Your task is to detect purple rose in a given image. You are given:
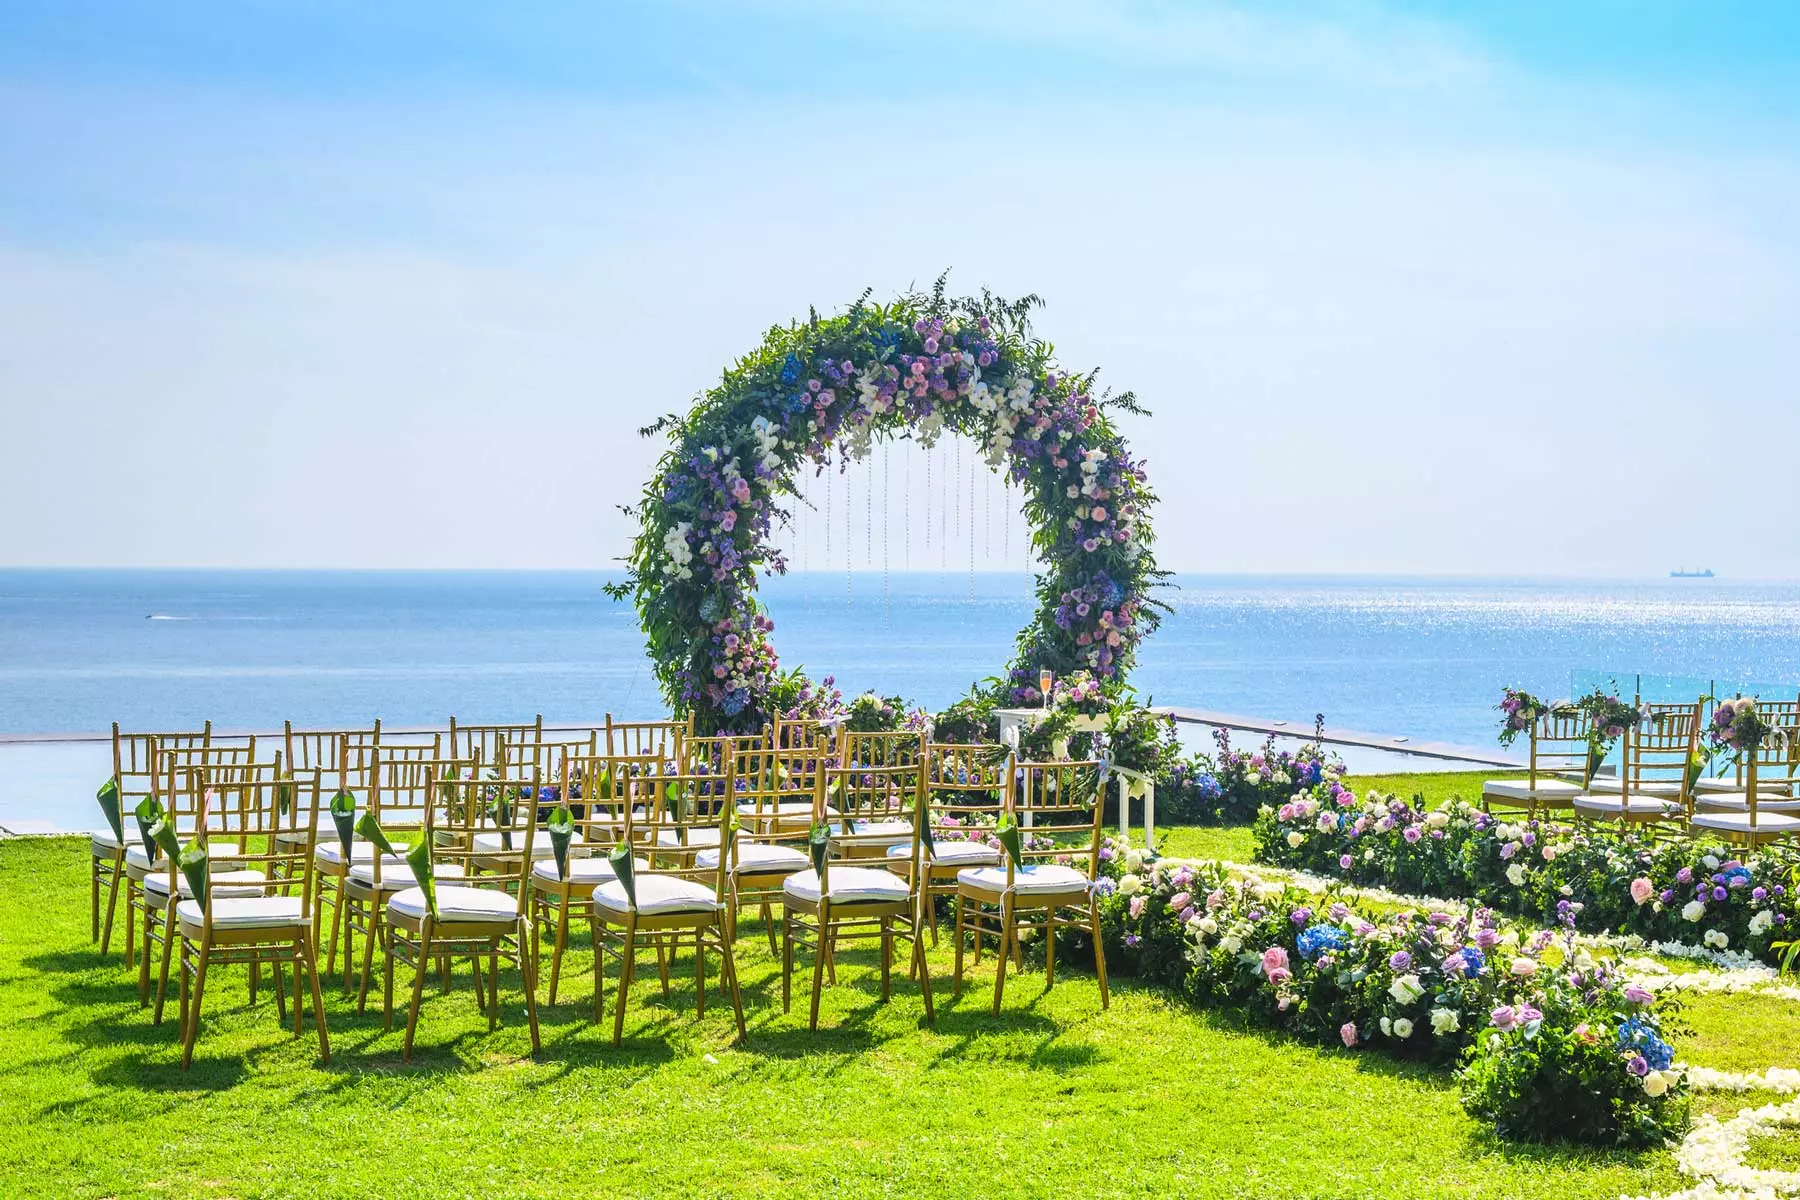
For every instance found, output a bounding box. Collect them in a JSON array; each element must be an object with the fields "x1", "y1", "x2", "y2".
[
  {"x1": 1677, "y1": 867, "x2": 1693, "y2": 884},
  {"x1": 1627, "y1": 1055, "x2": 1649, "y2": 1077},
  {"x1": 1713, "y1": 887, "x2": 1728, "y2": 901},
  {"x1": 1624, "y1": 985, "x2": 1654, "y2": 1005},
  {"x1": 1403, "y1": 825, "x2": 1423, "y2": 844},
  {"x1": 1389, "y1": 951, "x2": 1412, "y2": 971}
]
